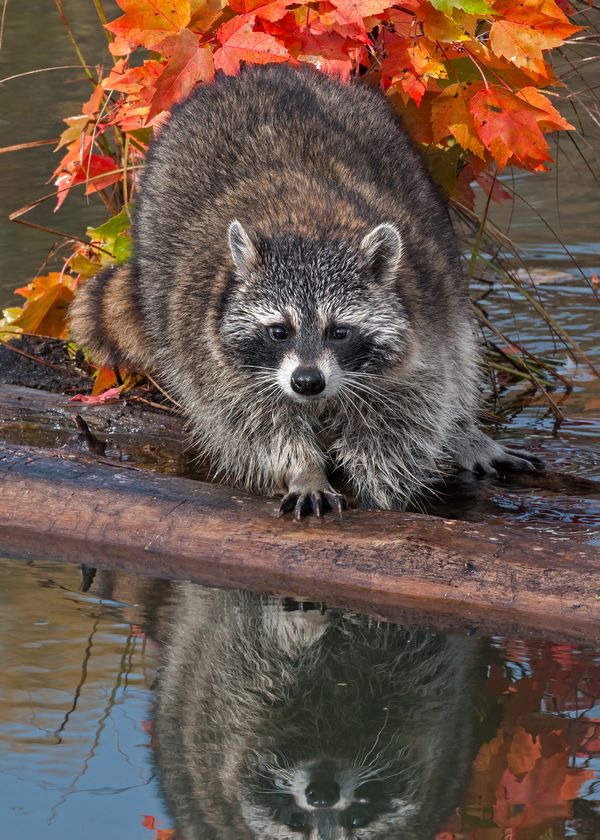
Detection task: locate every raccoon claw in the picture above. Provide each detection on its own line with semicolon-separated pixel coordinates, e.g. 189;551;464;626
323;490;347;515
278;490;348;520
490;447;545;476
473;448;544;478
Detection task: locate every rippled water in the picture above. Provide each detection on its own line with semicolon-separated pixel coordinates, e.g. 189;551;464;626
0;557;599;839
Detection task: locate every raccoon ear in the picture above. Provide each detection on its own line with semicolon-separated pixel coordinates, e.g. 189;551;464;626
228;220;258;272
360;223;403;284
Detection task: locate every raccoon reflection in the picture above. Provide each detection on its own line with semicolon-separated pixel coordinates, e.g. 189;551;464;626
155;585;482;840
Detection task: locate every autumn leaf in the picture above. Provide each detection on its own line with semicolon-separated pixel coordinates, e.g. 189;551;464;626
494;752;594;828
516;86;575;131
7;274;77;339
417;4;474;42
106;0;193;50
506;726;542;775
141;814;178;839
70;385;125;404
474;168;512;203
149;29;215;118
55;154;123;211
87;208;134;263
490;0;581;77
321;0;396;28
429;0;494;16
229;0;294;23
470;84;552;169
431;81;485;157
189;0;228;31
277;13;354;77
214;14;290;73
381;33;447;105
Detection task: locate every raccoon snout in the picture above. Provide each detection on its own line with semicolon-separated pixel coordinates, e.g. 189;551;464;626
305;779;341;808
291;366;326;396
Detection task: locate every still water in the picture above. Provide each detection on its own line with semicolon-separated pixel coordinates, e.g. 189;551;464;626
1;556;599;840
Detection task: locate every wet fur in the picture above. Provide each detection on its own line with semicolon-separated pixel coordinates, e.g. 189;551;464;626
69;64;539;510
155;585;483;840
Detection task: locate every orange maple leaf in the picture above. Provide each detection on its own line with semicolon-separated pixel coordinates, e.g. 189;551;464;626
493;752;594;828
229;0;295;23
490;0;581;77
431;81;486;158
321;0;395;28
107;0;193;50
470;84;552;169
506;726;542;776
9;274;77;339
516;86;575;131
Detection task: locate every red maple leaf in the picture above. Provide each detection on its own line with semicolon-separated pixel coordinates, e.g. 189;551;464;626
149;29;215;118
214;14;290;74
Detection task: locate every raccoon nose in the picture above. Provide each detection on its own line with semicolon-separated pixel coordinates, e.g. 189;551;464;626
305;780;340;808
291;367;325;396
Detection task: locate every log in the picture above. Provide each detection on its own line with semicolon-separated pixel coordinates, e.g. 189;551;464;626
0;383;188;474
0;442;598;644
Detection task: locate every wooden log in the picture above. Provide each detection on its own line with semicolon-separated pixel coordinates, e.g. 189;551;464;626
0;442;598;644
0;383;188;473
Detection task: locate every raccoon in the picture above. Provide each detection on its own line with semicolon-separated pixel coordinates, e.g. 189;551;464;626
155;585;483;840
69;64;541;516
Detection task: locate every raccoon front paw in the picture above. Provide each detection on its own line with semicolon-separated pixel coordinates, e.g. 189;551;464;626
453;428;545;479
278;489;348;520
477;446;545;478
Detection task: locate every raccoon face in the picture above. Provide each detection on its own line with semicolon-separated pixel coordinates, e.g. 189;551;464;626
219;221;412;403
241;755;417;839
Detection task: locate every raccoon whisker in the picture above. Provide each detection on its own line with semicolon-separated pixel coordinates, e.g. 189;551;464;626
241;365;281;372
339;384;372;430
332;389;355;429
343;378;443;435
349;370;443;394
353;757;396;782
344;373;448;408
354;707;390;769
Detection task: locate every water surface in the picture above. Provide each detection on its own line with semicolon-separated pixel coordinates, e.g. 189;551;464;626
1;557;599;839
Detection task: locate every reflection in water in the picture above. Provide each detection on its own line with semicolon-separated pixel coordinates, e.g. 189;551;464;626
1;558;599;839
154;585;482;840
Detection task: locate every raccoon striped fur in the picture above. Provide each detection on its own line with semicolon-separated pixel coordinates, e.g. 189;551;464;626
155;586;483;840
69;64;541;516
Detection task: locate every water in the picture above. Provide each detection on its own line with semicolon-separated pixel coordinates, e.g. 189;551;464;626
0;556;599;839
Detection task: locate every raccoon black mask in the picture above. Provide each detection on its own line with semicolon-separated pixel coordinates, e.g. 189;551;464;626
220;221;411;404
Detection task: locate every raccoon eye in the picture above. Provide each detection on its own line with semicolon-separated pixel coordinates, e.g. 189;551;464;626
329;325;350;341
268;324;289;342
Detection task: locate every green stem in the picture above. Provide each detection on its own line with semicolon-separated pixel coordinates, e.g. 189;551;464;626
92;0;114;45
54;0;95;85
467;171;496;282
